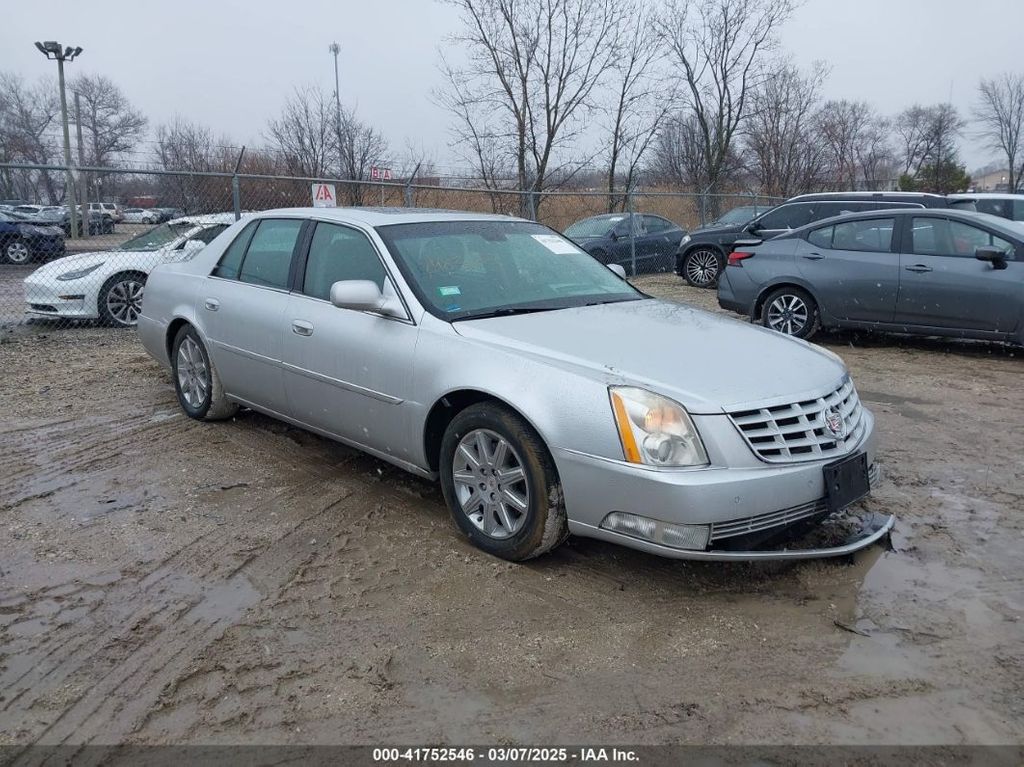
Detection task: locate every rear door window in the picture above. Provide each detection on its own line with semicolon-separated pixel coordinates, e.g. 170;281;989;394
238;219;303;288
831;218;895;252
807;226;833;249
756;203;814;231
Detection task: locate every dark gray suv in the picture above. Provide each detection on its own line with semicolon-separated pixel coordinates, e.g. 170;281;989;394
718;209;1023;344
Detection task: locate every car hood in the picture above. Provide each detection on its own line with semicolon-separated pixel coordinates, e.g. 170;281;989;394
691;222;744;235
453;299;846;414
28;249;169;278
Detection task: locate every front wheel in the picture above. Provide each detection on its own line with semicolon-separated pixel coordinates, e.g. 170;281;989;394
98;272;147;327
439;403;568;561
3;238;32;265
171;325;238;421
761;286;820;339
682;247;723;288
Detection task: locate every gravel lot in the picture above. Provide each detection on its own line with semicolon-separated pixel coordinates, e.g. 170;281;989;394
0;276;1021;748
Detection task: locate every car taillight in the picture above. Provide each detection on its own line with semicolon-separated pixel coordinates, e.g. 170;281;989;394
727;251;754;266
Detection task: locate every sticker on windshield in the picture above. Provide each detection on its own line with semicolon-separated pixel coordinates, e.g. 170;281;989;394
531;234;581;254
439;285;461;296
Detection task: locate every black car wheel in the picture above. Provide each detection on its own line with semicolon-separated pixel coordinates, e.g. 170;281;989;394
98;272;147;327
760;286;820;340
682;247;724;288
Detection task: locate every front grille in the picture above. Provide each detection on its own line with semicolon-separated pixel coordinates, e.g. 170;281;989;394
728;378;866;463
710;499;828;542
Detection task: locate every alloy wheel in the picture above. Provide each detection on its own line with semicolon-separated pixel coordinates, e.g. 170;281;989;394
6;241;30;264
766;294;809;336
176;336;210;409
106;278;145;326
452;428;530;539
685;249;720;287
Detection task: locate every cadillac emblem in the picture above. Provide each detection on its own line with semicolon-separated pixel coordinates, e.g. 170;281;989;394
823;407;846;439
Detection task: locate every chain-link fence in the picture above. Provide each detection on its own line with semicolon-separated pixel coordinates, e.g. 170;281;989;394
0;162;780;329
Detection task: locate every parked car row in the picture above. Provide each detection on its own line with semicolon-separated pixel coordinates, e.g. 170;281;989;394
0;210;65;264
675;190;1024;289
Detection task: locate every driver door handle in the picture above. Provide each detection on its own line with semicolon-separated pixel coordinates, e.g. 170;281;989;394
802;253;824;260
905;264;933;273
291;319;314;337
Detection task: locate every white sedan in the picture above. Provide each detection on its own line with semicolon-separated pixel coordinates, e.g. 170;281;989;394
122;208;161;224
24;214;238;327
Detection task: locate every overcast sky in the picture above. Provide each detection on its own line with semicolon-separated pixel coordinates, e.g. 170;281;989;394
2;0;1021;173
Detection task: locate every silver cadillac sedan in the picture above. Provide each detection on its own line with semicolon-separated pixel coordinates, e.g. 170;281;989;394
138;208;894;562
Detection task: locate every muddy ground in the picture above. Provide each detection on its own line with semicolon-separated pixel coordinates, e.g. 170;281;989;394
0;278;1021;749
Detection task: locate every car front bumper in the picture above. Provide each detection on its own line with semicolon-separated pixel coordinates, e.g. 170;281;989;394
23;273;99;319
554;409;892;561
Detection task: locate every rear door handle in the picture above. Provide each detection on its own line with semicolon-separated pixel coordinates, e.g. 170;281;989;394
905;264;933;273
204;298;220;311
292;319;314;337
802;253;824;260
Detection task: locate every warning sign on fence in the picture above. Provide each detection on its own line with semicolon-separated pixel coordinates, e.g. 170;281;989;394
311;183;337;207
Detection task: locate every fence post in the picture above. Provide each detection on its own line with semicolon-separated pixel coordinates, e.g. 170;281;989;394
627;191;636;277
231;146;246;221
404;162;421;208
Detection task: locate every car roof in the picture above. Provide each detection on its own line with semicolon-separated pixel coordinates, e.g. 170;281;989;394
788;191;947;202
791;206;1024;237
948;192;1024;200
250;207;531;227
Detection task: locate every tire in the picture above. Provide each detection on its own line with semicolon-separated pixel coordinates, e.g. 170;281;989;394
98;272;147;327
760;286;820;340
3;237;32;265
439;402;568;561
171;325;238;421
682;247;724;288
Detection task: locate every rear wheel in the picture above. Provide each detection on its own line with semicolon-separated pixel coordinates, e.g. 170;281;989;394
682;247;723;288
761;286;820;339
3;238;31;265
171;325;238;421
98;272;147;327
439;402;568;561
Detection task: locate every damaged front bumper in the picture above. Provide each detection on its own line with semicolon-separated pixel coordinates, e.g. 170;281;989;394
568;511;895;562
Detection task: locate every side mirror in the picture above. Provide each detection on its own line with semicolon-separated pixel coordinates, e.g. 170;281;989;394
609;230;621;241
607;263;627;279
975;246;1009;270
330;280;406;318
182;239;206;251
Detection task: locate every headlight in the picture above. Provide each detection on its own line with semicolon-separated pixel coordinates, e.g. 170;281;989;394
680;234;691;246
609;386;709;467
57;262;104;281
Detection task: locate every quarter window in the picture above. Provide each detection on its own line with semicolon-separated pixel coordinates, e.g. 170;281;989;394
910;217;1014;258
238;219;303;289
807;226;833;249
212;221;258;279
303;222;386;300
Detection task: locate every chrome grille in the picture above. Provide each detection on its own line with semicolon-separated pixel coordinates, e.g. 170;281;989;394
710;499;827;542
728;378;865;463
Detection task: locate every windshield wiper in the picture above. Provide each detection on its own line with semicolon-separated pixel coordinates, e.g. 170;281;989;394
452;305;559;321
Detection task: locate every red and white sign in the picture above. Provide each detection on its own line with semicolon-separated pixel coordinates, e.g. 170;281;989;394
370;166;393;181
311;183;337;207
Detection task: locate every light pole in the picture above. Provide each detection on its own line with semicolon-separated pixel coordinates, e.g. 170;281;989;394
35;40;83;240
329;42;343;181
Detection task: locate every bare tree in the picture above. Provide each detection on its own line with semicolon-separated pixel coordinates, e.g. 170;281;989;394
337;106;389;205
743;60;828;197
657;0;795;216
265;85;337;178
893;103;966;192
602;0;672;211
154;118;236;212
817;99;891;190
975;72;1024;191
0;72;62;202
438;0;622;216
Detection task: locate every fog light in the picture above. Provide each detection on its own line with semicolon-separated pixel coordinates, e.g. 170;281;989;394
600;512;710;551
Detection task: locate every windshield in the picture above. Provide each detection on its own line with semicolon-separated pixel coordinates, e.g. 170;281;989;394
375;220;642;321
118;222;193;251
563;216;623;239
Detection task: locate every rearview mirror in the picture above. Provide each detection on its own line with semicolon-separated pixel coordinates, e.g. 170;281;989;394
607;263;627;279
330;280;406;318
975;246;1009;270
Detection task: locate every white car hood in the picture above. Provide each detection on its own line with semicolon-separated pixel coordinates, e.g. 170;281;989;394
453;299;847;413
